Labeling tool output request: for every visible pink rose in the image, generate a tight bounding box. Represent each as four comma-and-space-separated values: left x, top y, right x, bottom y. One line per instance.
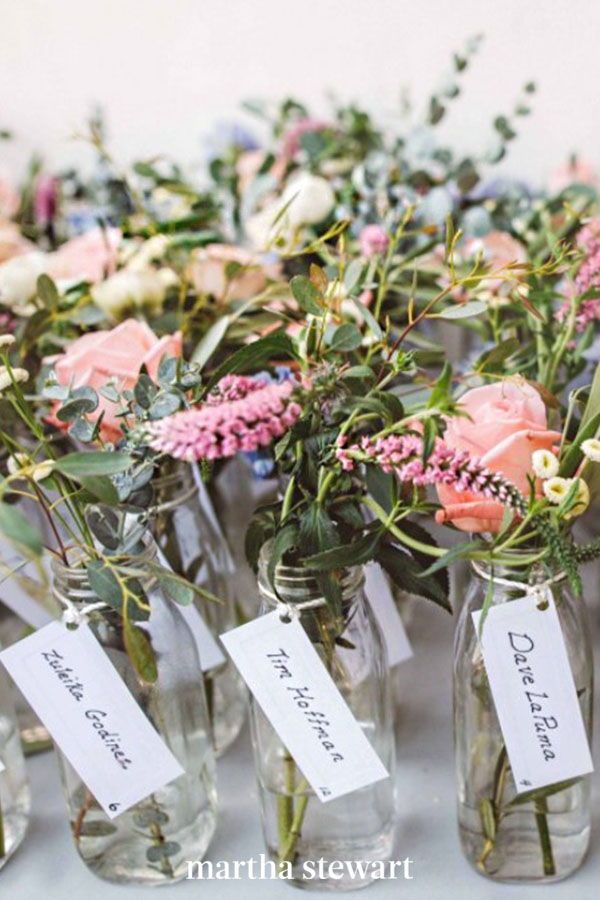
188, 243, 281, 301
550, 157, 598, 193
280, 118, 331, 159
359, 224, 390, 258
0, 175, 20, 220
435, 380, 561, 532
462, 231, 527, 296
48, 319, 182, 441
48, 227, 121, 284
0, 222, 35, 264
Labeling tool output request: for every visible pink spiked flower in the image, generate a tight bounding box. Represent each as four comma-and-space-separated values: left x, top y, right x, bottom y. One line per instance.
336, 433, 527, 516
147, 374, 301, 462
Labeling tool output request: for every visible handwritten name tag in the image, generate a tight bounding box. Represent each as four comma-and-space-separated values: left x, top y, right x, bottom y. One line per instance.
472, 595, 593, 793
221, 611, 389, 802
364, 563, 413, 667
0, 622, 184, 818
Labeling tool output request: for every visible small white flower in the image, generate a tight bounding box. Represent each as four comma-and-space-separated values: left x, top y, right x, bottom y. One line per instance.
566, 478, 590, 519
581, 438, 600, 463
7, 454, 54, 483
532, 448, 559, 479
543, 476, 572, 505
543, 475, 590, 517
0, 334, 16, 348
0, 365, 28, 393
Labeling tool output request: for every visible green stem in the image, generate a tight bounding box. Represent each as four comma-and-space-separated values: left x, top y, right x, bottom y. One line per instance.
277, 752, 295, 863
534, 797, 556, 877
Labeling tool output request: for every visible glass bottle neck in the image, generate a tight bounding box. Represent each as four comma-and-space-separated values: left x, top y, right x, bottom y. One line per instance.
257, 542, 364, 615
153, 461, 197, 513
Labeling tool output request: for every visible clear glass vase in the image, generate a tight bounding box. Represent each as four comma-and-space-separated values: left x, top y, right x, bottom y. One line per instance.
50, 536, 217, 885
0, 657, 30, 870
455, 561, 593, 883
152, 463, 246, 755
250, 549, 396, 891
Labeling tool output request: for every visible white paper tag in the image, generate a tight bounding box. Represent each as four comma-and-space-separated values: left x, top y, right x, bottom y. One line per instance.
364, 563, 413, 667
221, 610, 389, 802
155, 548, 225, 672
0, 621, 185, 818
472, 594, 593, 793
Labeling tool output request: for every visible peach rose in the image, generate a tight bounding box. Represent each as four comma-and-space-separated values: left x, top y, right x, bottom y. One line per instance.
0, 222, 35, 264
0, 175, 20, 220
48, 319, 182, 441
48, 227, 121, 284
435, 380, 561, 532
187, 243, 281, 301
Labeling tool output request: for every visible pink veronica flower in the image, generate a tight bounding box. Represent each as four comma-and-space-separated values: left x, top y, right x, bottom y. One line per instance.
148, 374, 301, 462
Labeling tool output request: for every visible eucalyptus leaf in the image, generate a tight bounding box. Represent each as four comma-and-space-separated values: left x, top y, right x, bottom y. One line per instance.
0, 502, 43, 555
55, 452, 133, 478
124, 619, 158, 684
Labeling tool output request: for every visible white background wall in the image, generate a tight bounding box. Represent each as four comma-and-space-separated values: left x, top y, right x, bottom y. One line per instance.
2, 0, 599, 185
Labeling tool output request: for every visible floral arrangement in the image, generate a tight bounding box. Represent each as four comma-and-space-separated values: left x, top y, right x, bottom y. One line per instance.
1, 38, 600, 890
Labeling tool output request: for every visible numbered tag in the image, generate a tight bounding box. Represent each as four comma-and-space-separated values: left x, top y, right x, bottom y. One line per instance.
155, 548, 225, 672
0, 622, 184, 818
221, 611, 389, 802
472, 595, 593, 793
364, 563, 413, 667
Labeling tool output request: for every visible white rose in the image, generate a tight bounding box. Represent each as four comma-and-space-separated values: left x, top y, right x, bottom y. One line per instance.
0, 251, 47, 314
282, 173, 335, 226
124, 235, 171, 272
245, 173, 335, 250
91, 268, 175, 320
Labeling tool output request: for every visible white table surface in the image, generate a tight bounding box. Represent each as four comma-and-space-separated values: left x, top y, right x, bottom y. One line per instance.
4, 594, 600, 900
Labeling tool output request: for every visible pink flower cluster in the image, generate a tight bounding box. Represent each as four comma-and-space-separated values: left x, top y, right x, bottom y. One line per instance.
556, 218, 600, 331
148, 375, 301, 462
336, 433, 527, 515
358, 224, 390, 258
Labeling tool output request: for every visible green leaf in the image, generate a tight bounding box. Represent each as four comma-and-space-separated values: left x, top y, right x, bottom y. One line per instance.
329, 323, 363, 352
343, 259, 364, 293
476, 337, 520, 372
438, 300, 487, 320
560, 411, 600, 477
421, 540, 484, 576
0, 502, 43, 555
349, 295, 383, 340
303, 531, 381, 571
206, 333, 297, 389
579, 361, 600, 431
36, 274, 59, 309
479, 798, 496, 841
377, 543, 451, 612
267, 523, 299, 590
86, 560, 123, 609
79, 475, 119, 504
55, 452, 133, 478
192, 315, 231, 369
299, 506, 340, 556
56, 387, 98, 422
156, 570, 195, 606
124, 619, 158, 684
507, 778, 581, 808
366, 466, 397, 514
290, 276, 324, 316
342, 365, 376, 384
